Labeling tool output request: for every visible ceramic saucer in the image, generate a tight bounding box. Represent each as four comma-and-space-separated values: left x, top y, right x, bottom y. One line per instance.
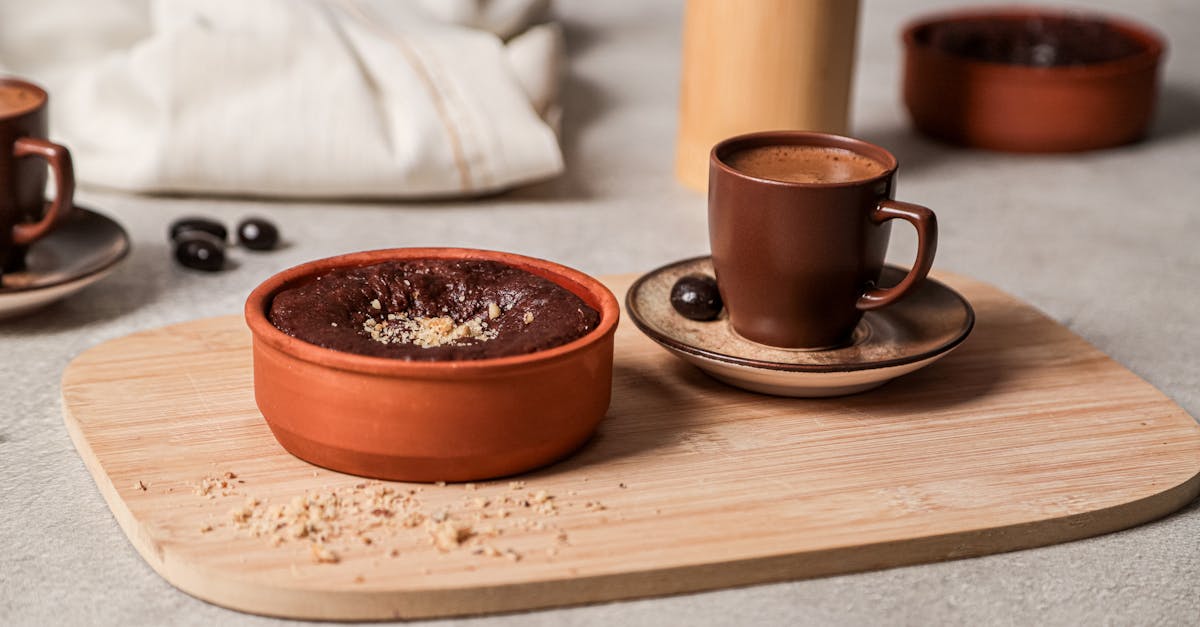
626, 256, 975, 397
0, 207, 130, 320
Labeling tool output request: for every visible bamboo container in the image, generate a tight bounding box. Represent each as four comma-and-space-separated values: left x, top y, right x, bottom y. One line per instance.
675, 0, 861, 191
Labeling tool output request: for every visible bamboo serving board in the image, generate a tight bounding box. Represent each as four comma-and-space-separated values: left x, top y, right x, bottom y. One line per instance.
62, 271, 1200, 620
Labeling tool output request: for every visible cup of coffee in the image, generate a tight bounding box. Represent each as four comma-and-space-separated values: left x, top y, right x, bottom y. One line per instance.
0, 77, 75, 279
709, 131, 937, 349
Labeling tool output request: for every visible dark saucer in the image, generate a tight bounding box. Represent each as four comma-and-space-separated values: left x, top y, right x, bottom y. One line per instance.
626, 256, 975, 397
0, 207, 130, 319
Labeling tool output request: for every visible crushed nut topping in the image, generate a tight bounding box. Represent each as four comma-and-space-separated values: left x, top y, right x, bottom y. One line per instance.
363, 313, 498, 348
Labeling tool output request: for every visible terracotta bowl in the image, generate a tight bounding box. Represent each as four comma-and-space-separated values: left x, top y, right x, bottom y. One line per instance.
244, 248, 619, 482
902, 8, 1166, 152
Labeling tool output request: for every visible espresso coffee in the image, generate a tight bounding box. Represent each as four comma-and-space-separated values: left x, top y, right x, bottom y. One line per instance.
0, 84, 42, 116
710, 131, 936, 348
724, 145, 888, 184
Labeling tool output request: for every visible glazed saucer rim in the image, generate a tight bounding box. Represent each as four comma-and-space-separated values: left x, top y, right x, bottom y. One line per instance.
625, 255, 975, 374
0, 206, 131, 295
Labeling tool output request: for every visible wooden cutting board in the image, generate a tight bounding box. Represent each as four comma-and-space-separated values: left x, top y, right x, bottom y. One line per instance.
62, 271, 1200, 620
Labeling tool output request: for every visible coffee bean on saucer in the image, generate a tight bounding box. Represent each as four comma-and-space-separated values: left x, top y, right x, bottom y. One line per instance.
236, 217, 279, 251
174, 231, 226, 272
670, 274, 723, 321
169, 217, 227, 243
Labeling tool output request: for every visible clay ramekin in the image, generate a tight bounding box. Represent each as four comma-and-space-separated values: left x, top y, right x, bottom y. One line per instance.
902, 8, 1166, 152
244, 248, 619, 482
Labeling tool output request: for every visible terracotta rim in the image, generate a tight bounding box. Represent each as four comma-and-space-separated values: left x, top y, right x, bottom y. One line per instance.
711, 130, 898, 190
0, 77, 47, 119
902, 7, 1167, 79
245, 248, 620, 378
625, 256, 975, 373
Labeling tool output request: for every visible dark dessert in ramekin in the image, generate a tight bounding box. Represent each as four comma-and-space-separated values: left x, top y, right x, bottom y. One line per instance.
245, 248, 619, 482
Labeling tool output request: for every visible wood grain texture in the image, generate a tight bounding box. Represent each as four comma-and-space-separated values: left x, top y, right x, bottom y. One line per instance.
61, 271, 1200, 620
674, 0, 860, 190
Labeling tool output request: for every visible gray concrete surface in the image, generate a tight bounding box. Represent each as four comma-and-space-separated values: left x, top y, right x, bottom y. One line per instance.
3, 1, 1199, 625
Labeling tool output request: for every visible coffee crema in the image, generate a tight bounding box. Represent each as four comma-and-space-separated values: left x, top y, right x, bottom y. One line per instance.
723, 145, 888, 184
0, 84, 43, 116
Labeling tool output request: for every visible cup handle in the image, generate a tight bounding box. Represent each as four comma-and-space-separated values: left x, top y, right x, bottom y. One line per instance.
11, 137, 75, 246
856, 199, 938, 311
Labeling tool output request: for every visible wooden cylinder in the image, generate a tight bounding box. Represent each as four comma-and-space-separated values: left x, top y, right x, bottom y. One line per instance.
675, 0, 860, 191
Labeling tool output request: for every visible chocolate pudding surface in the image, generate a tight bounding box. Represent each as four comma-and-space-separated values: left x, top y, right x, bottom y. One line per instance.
269, 258, 601, 361
922, 16, 1144, 67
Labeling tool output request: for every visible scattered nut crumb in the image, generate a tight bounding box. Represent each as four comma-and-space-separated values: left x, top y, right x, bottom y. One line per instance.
488, 302, 501, 319
195, 473, 240, 498
311, 543, 339, 564
427, 520, 474, 552
193, 473, 607, 566
370, 299, 381, 310
229, 506, 252, 524
523, 311, 534, 324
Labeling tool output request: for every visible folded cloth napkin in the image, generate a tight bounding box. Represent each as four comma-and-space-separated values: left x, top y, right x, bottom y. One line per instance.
0, 0, 563, 198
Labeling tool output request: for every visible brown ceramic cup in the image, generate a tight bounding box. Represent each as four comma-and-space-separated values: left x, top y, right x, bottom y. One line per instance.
0, 77, 75, 279
709, 131, 937, 349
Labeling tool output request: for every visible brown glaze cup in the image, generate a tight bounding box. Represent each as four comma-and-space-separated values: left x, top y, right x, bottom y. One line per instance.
709, 131, 937, 349
245, 248, 620, 483
0, 77, 75, 278
902, 9, 1166, 152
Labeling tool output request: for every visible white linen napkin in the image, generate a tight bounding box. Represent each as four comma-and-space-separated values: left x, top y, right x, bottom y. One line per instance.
0, 0, 564, 198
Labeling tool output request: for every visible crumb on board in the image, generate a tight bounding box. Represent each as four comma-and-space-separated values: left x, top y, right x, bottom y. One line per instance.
311, 543, 339, 564
193, 473, 613, 567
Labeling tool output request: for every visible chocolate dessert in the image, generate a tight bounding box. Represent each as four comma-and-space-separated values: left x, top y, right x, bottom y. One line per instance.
269, 258, 600, 360
922, 15, 1143, 67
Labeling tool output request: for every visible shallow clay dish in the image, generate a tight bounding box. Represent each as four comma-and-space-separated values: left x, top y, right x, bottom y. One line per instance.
244, 248, 619, 482
902, 8, 1166, 152
627, 257, 974, 397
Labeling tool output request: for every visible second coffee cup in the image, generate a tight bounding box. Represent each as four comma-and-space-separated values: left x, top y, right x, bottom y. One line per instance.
708, 131, 937, 349
0, 77, 75, 279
